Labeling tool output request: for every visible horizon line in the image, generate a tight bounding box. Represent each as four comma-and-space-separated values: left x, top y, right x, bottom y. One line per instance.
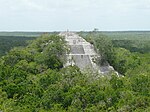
0, 29, 150, 32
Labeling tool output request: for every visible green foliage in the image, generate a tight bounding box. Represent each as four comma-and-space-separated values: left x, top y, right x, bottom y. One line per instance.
93, 35, 113, 65
81, 32, 113, 65
0, 33, 150, 111
112, 40, 150, 53
2, 48, 34, 67
0, 36, 35, 57
79, 31, 150, 53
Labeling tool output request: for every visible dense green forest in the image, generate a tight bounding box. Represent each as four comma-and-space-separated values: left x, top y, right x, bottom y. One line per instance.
0, 36, 36, 57
80, 31, 150, 40
79, 31, 150, 53
0, 32, 58, 57
0, 32, 58, 37
79, 31, 150, 74
0, 33, 150, 111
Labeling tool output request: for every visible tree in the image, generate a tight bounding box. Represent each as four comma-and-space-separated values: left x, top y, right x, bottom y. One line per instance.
93, 34, 113, 65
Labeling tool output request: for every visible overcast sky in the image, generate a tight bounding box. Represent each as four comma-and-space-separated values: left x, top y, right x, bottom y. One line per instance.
0, 0, 150, 31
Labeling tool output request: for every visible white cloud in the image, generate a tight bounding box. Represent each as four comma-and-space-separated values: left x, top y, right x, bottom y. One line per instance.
1, 0, 150, 13
0, 0, 150, 31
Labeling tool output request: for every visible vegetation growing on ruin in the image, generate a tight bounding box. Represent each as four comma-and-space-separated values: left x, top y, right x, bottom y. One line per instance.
0, 33, 150, 111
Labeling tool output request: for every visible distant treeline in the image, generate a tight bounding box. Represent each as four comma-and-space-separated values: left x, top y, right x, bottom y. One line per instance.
78, 31, 150, 53
79, 31, 150, 40
0, 36, 36, 57
0, 32, 59, 37
112, 40, 150, 53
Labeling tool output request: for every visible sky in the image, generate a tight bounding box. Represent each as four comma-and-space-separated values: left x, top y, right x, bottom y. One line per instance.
0, 0, 150, 31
